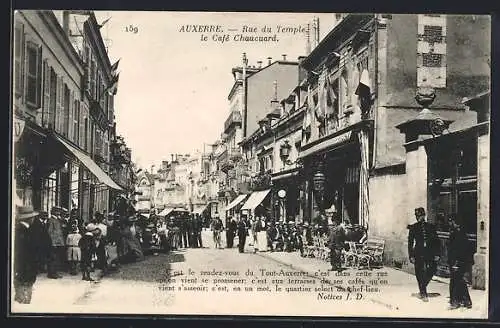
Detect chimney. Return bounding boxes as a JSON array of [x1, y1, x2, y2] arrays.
[[298, 56, 308, 84], [62, 11, 70, 36], [171, 154, 174, 163], [305, 23, 311, 55], [267, 57, 272, 66], [282, 54, 287, 61], [315, 17, 320, 46], [151, 165, 155, 174], [257, 61, 262, 68], [273, 81, 278, 101], [242, 52, 248, 68]]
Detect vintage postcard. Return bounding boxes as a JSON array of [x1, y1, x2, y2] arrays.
[[10, 11, 490, 319]]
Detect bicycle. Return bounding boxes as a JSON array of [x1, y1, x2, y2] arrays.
[[213, 230, 222, 249]]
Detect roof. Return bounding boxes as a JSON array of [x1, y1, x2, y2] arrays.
[[301, 14, 375, 71]]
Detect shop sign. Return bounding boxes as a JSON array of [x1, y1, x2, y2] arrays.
[[14, 116, 25, 142]]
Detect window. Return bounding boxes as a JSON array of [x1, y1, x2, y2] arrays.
[[49, 68, 57, 129], [42, 171, 57, 212], [84, 117, 89, 152], [25, 41, 42, 108], [89, 60, 96, 99], [14, 24, 24, 97], [340, 70, 349, 111], [63, 84, 70, 136], [73, 100, 80, 143]]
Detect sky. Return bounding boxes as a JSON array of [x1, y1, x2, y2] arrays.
[[94, 11, 338, 170]]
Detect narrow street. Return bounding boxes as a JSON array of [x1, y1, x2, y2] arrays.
[[16, 230, 395, 316], [14, 229, 486, 318]]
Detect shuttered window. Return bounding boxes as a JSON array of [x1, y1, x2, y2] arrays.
[[42, 60, 50, 128], [63, 84, 70, 137], [25, 41, 42, 108], [14, 23, 25, 98], [49, 68, 57, 129], [73, 99, 80, 143]]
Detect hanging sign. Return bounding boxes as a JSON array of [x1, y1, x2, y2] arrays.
[[14, 116, 26, 142]]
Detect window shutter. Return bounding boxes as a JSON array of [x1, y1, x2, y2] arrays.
[[79, 110, 85, 148], [14, 23, 25, 98], [42, 60, 50, 128], [36, 45, 42, 108], [68, 89, 74, 139], [55, 76, 62, 133]]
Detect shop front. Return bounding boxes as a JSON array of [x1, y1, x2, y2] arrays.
[[270, 168, 301, 222], [298, 121, 372, 227]]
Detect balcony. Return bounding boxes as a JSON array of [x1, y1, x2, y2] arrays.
[[224, 111, 242, 133], [89, 99, 110, 132], [229, 147, 242, 161]]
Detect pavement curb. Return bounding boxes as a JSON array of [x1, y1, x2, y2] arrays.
[[254, 252, 397, 310]]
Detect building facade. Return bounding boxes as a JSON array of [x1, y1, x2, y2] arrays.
[[219, 14, 490, 286], [13, 10, 127, 222], [297, 13, 489, 281]]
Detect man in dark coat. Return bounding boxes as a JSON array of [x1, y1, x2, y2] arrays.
[[447, 216, 473, 309], [237, 218, 248, 253], [226, 218, 237, 248], [13, 206, 40, 304], [408, 207, 440, 302], [327, 213, 346, 272], [30, 211, 51, 274], [179, 215, 188, 248]]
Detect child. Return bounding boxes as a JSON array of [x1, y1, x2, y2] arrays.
[[79, 224, 98, 281], [66, 225, 82, 275]]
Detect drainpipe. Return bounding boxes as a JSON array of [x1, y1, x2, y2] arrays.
[[242, 53, 248, 137]]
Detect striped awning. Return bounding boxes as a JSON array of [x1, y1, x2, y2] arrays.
[[54, 134, 123, 190], [240, 189, 271, 211], [224, 194, 248, 212]]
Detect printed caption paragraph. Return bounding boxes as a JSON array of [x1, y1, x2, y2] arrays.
[[157, 268, 389, 301]]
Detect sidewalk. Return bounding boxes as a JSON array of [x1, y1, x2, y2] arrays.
[[256, 250, 488, 319], [11, 270, 104, 313]]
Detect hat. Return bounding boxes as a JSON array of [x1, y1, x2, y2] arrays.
[[86, 223, 99, 232], [16, 206, 39, 220], [414, 207, 426, 216]]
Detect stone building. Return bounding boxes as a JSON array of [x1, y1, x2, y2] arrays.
[[13, 10, 125, 221], [296, 14, 489, 283]]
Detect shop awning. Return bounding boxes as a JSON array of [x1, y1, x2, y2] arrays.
[[225, 194, 248, 212], [139, 213, 150, 219], [271, 168, 299, 182], [298, 130, 353, 159], [54, 135, 123, 190], [192, 204, 208, 214], [240, 189, 271, 211], [158, 208, 174, 217]]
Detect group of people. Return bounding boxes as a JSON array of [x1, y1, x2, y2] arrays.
[[161, 213, 204, 250], [13, 201, 149, 304], [408, 207, 473, 310]]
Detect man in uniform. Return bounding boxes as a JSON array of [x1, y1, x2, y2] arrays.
[[408, 207, 440, 302], [327, 211, 346, 272]]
